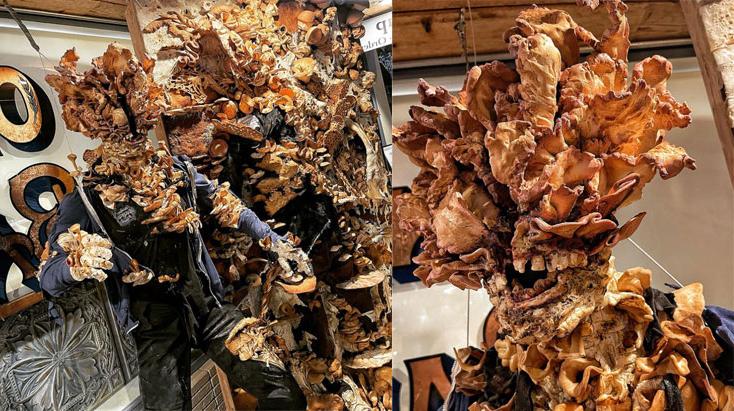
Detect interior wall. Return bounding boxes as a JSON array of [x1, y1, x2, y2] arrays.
[[392, 56, 734, 409], [0, 19, 139, 411], [0, 18, 132, 297]]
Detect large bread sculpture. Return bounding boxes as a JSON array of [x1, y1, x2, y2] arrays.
[[394, 1, 734, 409]]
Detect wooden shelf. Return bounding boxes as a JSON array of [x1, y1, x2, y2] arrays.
[[0, 291, 43, 320]]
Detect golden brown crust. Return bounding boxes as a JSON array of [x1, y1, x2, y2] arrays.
[[393, 1, 721, 408]]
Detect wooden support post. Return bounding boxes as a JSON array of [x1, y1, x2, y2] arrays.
[[393, 2, 690, 62], [125, 0, 172, 144], [4, 0, 126, 21], [680, 0, 734, 187], [124, 1, 147, 62]]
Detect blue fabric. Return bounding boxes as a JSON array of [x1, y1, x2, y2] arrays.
[[705, 305, 734, 349], [39, 189, 137, 331], [237, 207, 283, 242], [703, 305, 734, 384], [193, 170, 282, 242], [39, 156, 279, 333], [39, 189, 96, 298], [445, 391, 476, 411]]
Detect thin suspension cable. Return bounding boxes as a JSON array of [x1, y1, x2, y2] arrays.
[[2, 0, 53, 70], [629, 238, 684, 288], [466, 0, 478, 66], [36, 49, 73, 160], [465, 289, 470, 347], [7, 2, 76, 163]]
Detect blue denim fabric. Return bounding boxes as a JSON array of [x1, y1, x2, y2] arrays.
[[703, 305, 734, 384], [38, 156, 279, 333]]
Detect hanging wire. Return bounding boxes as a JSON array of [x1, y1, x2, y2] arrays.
[[3, 0, 53, 69], [629, 238, 684, 288], [454, 8, 469, 72], [3, 0, 39, 52], [4, 1, 77, 162], [466, 0, 478, 66], [465, 289, 470, 347]]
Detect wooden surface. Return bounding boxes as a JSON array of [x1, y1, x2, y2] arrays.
[[4, 0, 126, 21], [125, 0, 176, 142], [0, 291, 43, 320], [125, 0, 207, 88], [394, 0, 677, 11], [215, 365, 236, 411], [191, 360, 231, 411], [394, 1, 690, 61], [680, 0, 734, 188], [124, 2, 147, 61]]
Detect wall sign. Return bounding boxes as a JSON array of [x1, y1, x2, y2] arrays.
[[0, 65, 69, 303], [9, 163, 74, 256], [0, 66, 55, 155], [395, 309, 496, 411], [360, 12, 392, 52], [404, 354, 454, 411], [0, 66, 74, 303]]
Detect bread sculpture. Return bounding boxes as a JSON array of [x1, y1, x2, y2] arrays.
[[46, 0, 391, 409], [135, 1, 392, 409], [394, 1, 734, 409]]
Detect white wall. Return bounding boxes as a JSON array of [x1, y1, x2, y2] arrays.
[[392, 57, 734, 409], [0, 18, 132, 297]]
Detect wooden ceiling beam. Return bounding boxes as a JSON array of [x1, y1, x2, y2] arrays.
[[394, 1, 689, 62], [395, 0, 677, 12], [3, 0, 127, 22]]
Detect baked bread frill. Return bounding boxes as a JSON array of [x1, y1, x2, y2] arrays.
[[394, 0, 733, 409], [394, 0, 695, 346]]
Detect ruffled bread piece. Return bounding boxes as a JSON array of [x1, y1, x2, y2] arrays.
[[394, 192, 432, 235], [491, 260, 666, 408], [635, 284, 727, 406], [398, 42, 693, 286], [703, 380, 734, 411], [488, 260, 610, 344], [558, 53, 628, 114], [454, 347, 489, 396], [393, 3, 702, 407], [576, 0, 631, 62], [417, 78, 456, 107], [46, 44, 162, 143], [210, 181, 246, 228], [504, 7, 580, 67], [604, 267, 654, 324], [459, 62, 518, 129], [434, 190, 491, 255], [578, 80, 656, 149], [509, 33, 562, 131]]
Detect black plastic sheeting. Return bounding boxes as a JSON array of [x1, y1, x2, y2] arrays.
[[643, 287, 678, 353], [662, 374, 685, 411]]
